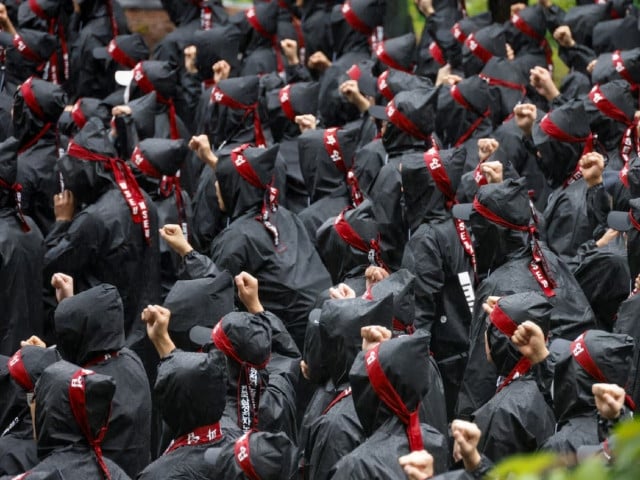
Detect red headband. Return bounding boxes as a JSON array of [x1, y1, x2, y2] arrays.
[[246, 7, 284, 74], [28, 0, 69, 84], [386, 100, 431, 142], [131, 146, 163, 179], [20, 77, 46, 120], [234, 432, 261, 480], [0, 177, 31, 232], [278, 84, 296, 122], [341, 1, 373, 35], [163, 422, 223, 455], [479, 73, 527, 96], [365, 345, 423, 452], [451, 22, 467, 43], [428, 41, 446, 66], [13, 34, 43, 62], [510, 13, 552, 70], [612, 50, 636, 86], [132, 63, 180, 140], [465, 33, 493, 64], [107, 39, 137, 69], [375, 43, 413, 73], [211, 86, 266, 147], [472, 197, 529, 231], [333, 209, 385, 269], [212, 320, 270, 369], [377, 70, 393, 100], [69, 368, 112, 480], [71, 100, 87, 129], [7, 350, 34, 391], [571, 332, 636, 410], [539, 113, 594, 157], [67, 141, 151, 244]]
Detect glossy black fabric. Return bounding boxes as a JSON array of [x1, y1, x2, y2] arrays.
[[53, 284, 151, 477], [30, 360, 130, 479]]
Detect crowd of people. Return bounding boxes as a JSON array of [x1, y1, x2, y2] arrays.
[[1, 0, 640, 478]]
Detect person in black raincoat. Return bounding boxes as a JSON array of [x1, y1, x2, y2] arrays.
[[400, 145, 475, 420], [613, 288, 640, 409], [138, 303, 240, 480], [25, 359, 130, 479], [302, 295, 393, 480], [205, 430, 298, 480], [43, 119, 160, 361], [188, 136, 331, 350], [542, 330, 635, 456], [14, 76, 67, 235], [330, 332, 450, 479], [297, 123, 363, 242], [128, 137, 193, 299], [0, 346, 60, 476], [0, 28, 57, 93], [52, 284, 151, 477], [453, 178, 596, 419], [234, 0, 282, 77], [67, 0, 129, 99], [471, 292, 556, 462], [0, 135, 45, 355]]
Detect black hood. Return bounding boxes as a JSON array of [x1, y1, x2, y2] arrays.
[[154, 350, 227, 436], [210, 311, 272, 368], [191, 24, 242, 82], [435, 76, 492, 148], [130, 60, 178, 101], [241, 0, 279, 53], [297, 124, 360, 202], [13, 77, 67, 147], [8, 345, 60, 393], [333, 1, 375, 56], [36, 360, 116, 458], [209, 430, 297, 480], [317, 64, 364, 127], [0, 28, 56, 86], [266, 81, 320, 142], [0, 136, 21, 209], [377, 69, 433, 101], [374, 33, 416, 73], [532, 99, 592, 188], [54, 284, 125, 366], [486, 292, 552, 377], [461, 24, 507, 76], [94, 33, 149, 69], [591, 48, 640, 85], [505, 5, 548, 55], [58, 118, 115, 205], [160, 0, 200, 26], [563, 3, 610, 48], [585, 80, 636, 153], [0, 354, 25, 434], [216, 143, 279, 219], [553, 330, 634, 422], [164, 275, 235, 351], [315, 199, 381, 283], [386, 86, 438, 142], [592, 14, 640, 55], [401, 146, 467, 230], [64, 97, 111, 134], [468, 178, 531, 276], [480, 57, 528, 125], [451, 12, 493, 45], [130, 137, 188, 192], [319, 294, 393, 386], [350, 331, 432, 436], [369, 269, 416, 330]]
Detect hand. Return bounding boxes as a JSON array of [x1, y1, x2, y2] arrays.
[[451, 420, 482, 471], [51, 273, 74, 303], [339, 80, 370, 113], [141, 304, 176, 358], [280, 39, 299, 65], [295, 114, 317, 133], [307, 51, 331, 72], [511, 320, 549, 364], [529, 67, 559, 101], [54, 190, 75, 222], [300, 360, 310, 380], [212, 60, 231, 84], [399, 450, 434, 480], [435, 64, 451, 87], [235, 272, 263, 314], [361, 325, 392, 351], [481, 296, 501, 316], [159, 224, 193, 257], [506, 43, 515, 61], [414, 0, 435, 17], [111, 105, 132, 116], [579, 152, 605, 188], [329, 283, 357, 299], [21, 336, 46, 348], [188, 134, 218, 169], [447, 73, 463, 86], [587, 59, 597, 74], [478, 138, 499, 163], [510, 3, 527, 16], [184, 45, 197, 74], [553, 26, 576, 48], [514, 103, 537, 136], [0, 4, 16, 34], [481, 161, 503, 184], [365, 266, 389, 289], [635, 273, 640, 292], [592, 383, 626, 420], [596, 228, 620, 248]]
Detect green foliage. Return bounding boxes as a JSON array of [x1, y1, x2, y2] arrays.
[[485, 418, 640, 480]]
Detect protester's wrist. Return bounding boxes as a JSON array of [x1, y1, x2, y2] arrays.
[[463, 450, 482, 472], [247, 301, 264, 315], [152, 335, 176, 359], [529, 346, 550, 365]]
